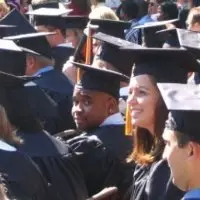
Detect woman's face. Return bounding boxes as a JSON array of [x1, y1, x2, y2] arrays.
[[127, 75, 160, 132]]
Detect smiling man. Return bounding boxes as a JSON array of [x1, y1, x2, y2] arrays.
[[159, 83, 200, 200]]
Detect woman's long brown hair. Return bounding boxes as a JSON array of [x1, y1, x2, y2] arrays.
[[0, 105, 22, 145], [129, 76, 168, 166]]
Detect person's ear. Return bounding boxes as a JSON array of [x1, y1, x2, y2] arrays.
[[187, 142, 199, 160], [25, 55, 36, 75], [55, 28, 61, 36], [106, 96, 118, 115]]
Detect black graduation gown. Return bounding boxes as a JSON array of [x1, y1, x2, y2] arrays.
[[52, 45, 74, 71], [34, 69, 76, 134], [131, 159, 185, 200], [0, 142, 48, 200], [87, 124, 132, 161], [67, 124, 134, 199], [67, 134, 122, 197], [16, 130, 88, 200], [88, 124, 134, 198]]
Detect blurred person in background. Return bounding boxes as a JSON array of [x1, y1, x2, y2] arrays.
[[186, 6, 200, 31], [63, 6, 119, 84], [157, 1, 179, 21], [0, 0, 9, 18]]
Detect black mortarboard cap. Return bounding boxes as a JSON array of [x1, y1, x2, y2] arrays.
[[31, 1, 59, 10], [0, 71, 57, 121], [90, 19, 131, 39], [93, 32, 138, 77], [0, 9, 54, 59], [176, 28, 200, 59], [72, 61, 129, 99], [0, 24, 15, 38], [134, 19, 179, 47], [120, 46, 200, 83], [0, 71, 35, 87], [134, 19, 179, 30], [64, 15, 88, 29], [158, 83, 200, 143], [93, 32, 139, 47], [4, 32, 55, 59], [0, 9, 35, 37], [26, 8, 72, 29], [156, 28, 180, 48], [0, 39, 27, 75]]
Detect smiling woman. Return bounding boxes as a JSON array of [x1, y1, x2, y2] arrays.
[[127, 74, 167, 165], [121, 46, 198, 200]]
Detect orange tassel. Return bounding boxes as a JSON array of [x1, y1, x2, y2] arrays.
[[77, 68, 81, 82], [125, 105, 132, 136], [85, 27, 92, 65], [76, 27, 93, 81]]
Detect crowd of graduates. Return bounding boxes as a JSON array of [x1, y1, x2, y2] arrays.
[[0, 0, 199, 200]]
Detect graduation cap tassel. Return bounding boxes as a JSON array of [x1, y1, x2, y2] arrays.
[[125, 105, 132, 136], [85, 24, 93, 65], [73, 33, 87, 81], [75, 23, 93, 81], [73, 34, 87, 63]]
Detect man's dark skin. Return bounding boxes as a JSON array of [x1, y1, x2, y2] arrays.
[[72, 87, 119, 131]]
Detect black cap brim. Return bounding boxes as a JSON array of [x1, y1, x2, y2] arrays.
[[176, 28, 200, 58], [90, 19, 131, 38], [93, 32, 140, 47], [31, 2, 59, 10], [71, 61, 129, 82], [4, 32, 54, 59], [64, 15, 88, 29], [133, 19, 179, 29], [26, 7, 72, 16], [158, 83, 200, 111], [3, 31, 56, 40], [120, 46, 200, 72], [0, 39, 22, 52], [0, 70, 38, 87]]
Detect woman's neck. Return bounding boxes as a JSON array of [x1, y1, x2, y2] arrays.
[[146, 124, 155, 136]]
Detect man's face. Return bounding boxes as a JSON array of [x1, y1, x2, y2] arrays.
[[36, 25, 55, 47], [148, 1, 159, 15], [157, 6, 165, 21], [162, 129, 189, 191], [72, 88, 111, 131]]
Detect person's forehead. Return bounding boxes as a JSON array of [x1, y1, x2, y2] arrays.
[[130, 74, 156, 89], [73, 87, 106, 97], [36, 25, 50, 31]]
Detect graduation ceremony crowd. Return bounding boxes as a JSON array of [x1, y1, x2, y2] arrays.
[[0, 0, 200, 199]]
